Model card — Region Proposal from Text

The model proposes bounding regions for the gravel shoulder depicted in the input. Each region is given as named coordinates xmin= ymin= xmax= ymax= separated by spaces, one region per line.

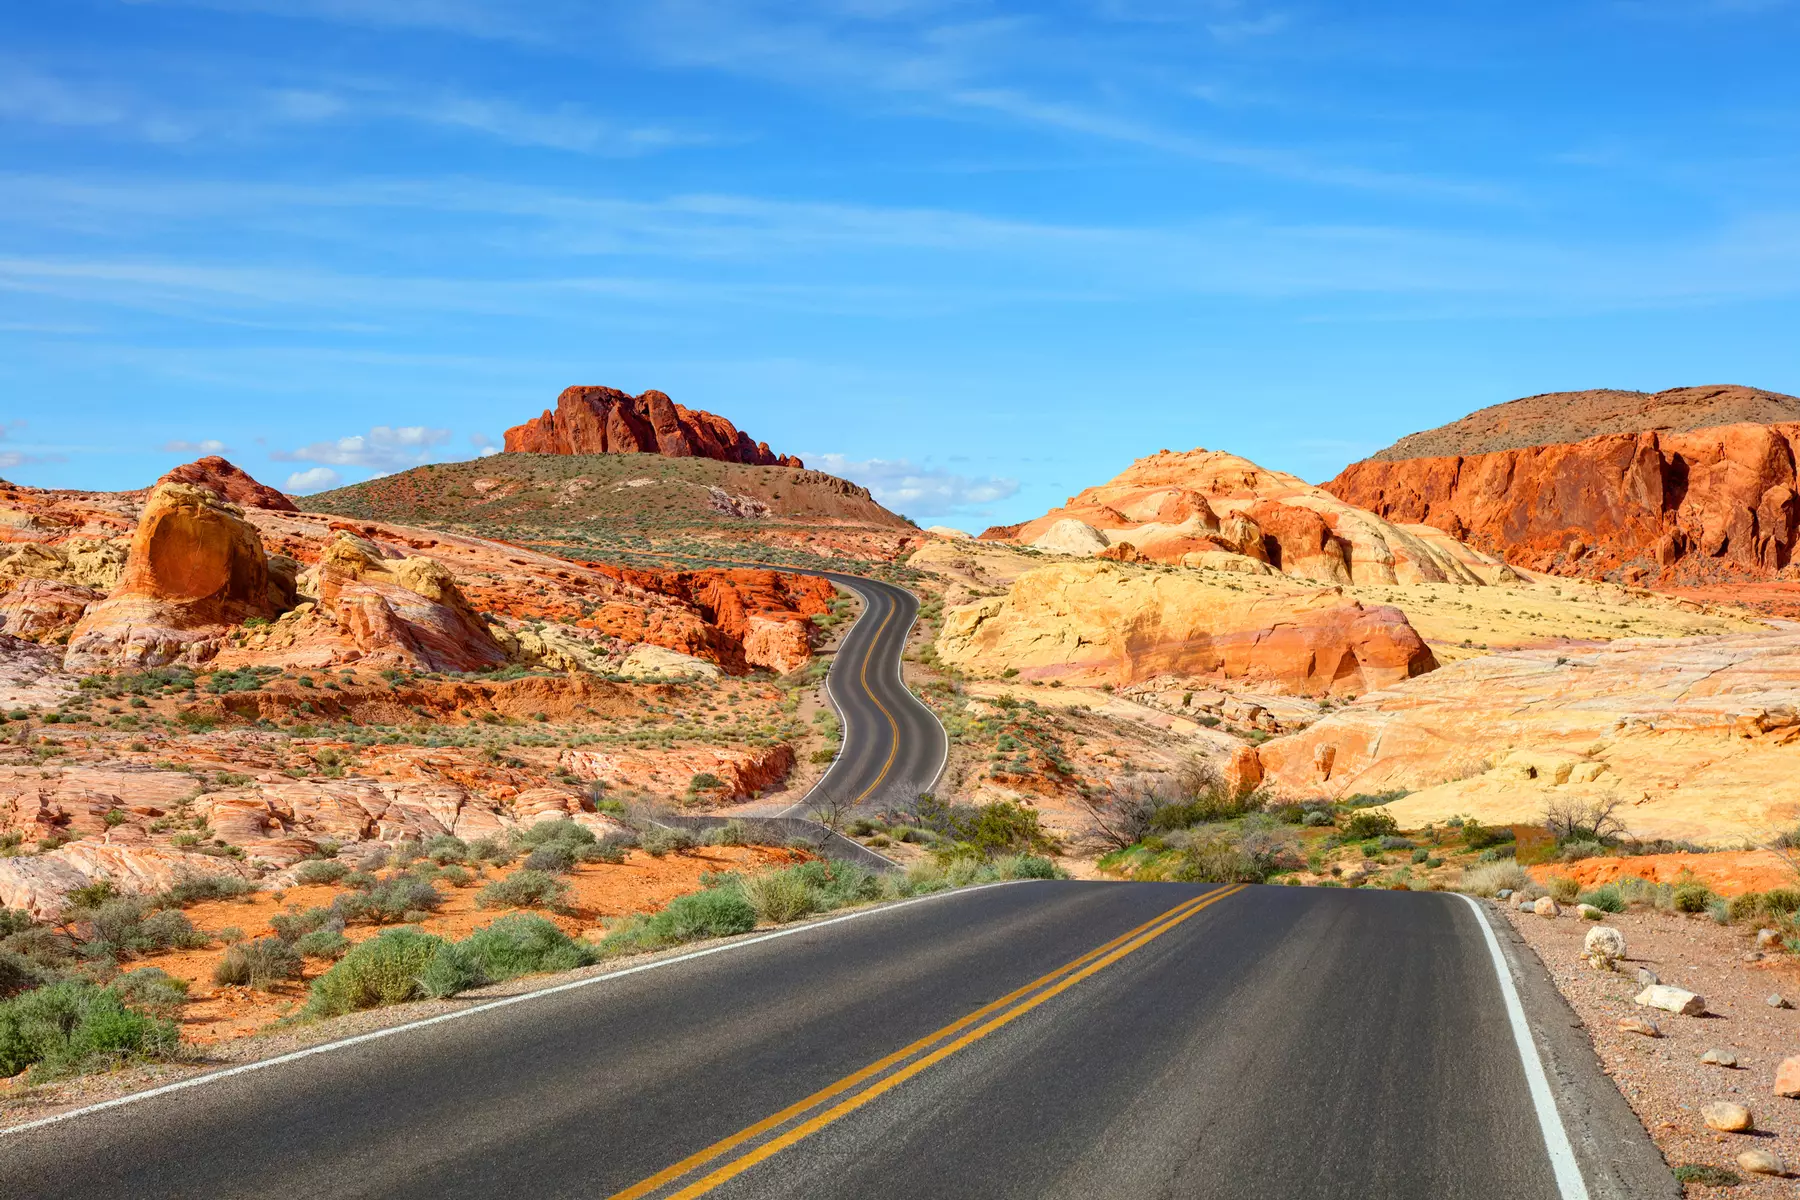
xmin=1506 ymin=902 xmax=1800 ymax=1196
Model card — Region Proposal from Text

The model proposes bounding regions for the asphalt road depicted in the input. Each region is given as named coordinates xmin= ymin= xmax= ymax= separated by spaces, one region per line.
xmin=780 ymin=571 xmax=945 ymax=816
xmin=1 ymin=882 xmax=1617 ymax=1199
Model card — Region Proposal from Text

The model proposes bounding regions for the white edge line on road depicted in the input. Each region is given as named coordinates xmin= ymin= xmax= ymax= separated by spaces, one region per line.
xmin=1458 ymin=893 xmax=1591 ymax=1200
xmin=1 ymin=881 xmax=1024 ymax=1140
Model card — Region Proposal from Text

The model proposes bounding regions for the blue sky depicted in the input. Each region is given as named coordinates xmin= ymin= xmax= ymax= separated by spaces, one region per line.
xmin=3 ymin=1 xmax=1798 ymax=530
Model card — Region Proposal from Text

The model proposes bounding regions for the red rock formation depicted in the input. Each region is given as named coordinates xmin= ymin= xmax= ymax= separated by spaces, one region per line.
xmin=1325 ymin=421 xmax=1800 ymax=582
xmin=310 ymin=533 xmax=508 ymax=674
xmin=0 ymin=578 xmax=100 ymax=641
xmin=159 ymin=457 xmax=297 ymax=512
xmin=504 ymin=386 xmax=802 ymax=468
xmin=65 ymin=483 xmax=280 ymax=669
xmin=589 ymin=565 xmax=834 ymax=674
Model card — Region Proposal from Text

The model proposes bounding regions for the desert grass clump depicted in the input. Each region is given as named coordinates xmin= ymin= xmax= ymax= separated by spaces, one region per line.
xmin=1673 ymin=882 xmax=1714 ymax=913
xmin=1548 ymin=875 xmax=1581 ymax=905
xmin=739 ymin=870 xmax=820 ymax=924
xmin=455 ymin=914 xmax=596 ymax=982
xmin=1457 ymin=861 xmax=1533 ymax=897
xmin=294 ymin=929 xmax=351 ymax=960
xmin=600 ymin=887 xmax=756 ymax=956
xmin=295 ymin=860 xmax=349 ymax=886
xmin=304 ymin=928 xmax=450 ymax=1017
xmin=476 ymin=869 xmax=570 ymax=911
xmin=213 ymin=937 xmax=303 ymax=989
xmin=1576 ymin=885 xmax=1625 ymax=913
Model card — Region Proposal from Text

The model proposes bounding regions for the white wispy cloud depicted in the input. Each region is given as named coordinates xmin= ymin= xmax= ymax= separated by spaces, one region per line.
xmin=162 ymin=438 xmax=231 ymax=455
xmin=809 ymin=453 xmax=1019 ymax=517
xmin=272 ymin=424 xmax=453 ymax=469
xmin=283 ymin=466 xmax=343 ymax=493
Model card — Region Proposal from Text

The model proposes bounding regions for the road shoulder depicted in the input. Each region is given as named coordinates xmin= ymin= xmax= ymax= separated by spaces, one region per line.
xmin=1480 ymin=899 xmax=1682 ymax=1199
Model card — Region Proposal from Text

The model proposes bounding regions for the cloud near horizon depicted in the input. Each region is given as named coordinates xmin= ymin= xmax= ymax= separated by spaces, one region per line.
xmin=272 ymin=424 xmax=453 ymax=471
xmin=283 ymin=466 xmax=342 ymax=493
xmin=162 ymin=438 xmax=230 ymax=455
xmin=809 ymin=453 xmax=1019 ymax=519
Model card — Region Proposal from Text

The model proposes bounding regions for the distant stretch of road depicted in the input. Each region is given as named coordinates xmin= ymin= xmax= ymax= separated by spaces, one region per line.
xmin=0 ymin=882 xmax=1646 ymax=1198
xmin=781 ymin=571 xmax=945 ymax=816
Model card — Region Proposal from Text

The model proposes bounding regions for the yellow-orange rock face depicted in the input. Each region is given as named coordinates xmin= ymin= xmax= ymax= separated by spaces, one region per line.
xmin=1254 ymin=625 xmax=1800 ymax=843
xmin=990 ymin=448 xmax=1517 ymax=586
xmin=935 ymin=560 xmax=1437 ymax=696
xmin=305 ymin=532 xmax=508 ymax=673
xmin=65 ymin=483 xmax=278 ymax=669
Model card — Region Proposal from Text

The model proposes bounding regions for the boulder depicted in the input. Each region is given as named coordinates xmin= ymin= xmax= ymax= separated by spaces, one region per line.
xmin=618 ymin=644 xmax=723 ymax=681
xmin=1636 ymin=984 xmax=1707 ymax=1016
xmin=1757 ymin=927 xmax=1783 ymax=949
xmin=1617 ymin=1016 xmax=1660 ymax=1037
xmin=1701 ymin=1048 xmax=1739 ymax=1068
xmin=1736 ymin=1149 xmax=1788 ymax=1177
xmin=1583 ymin=925 xmax=1626 ymax=967
xmin=1028 ymin=519 xmax=1111 ymax=557
xmin=1702 ymin=1101 xmax=1754 ymax=1133
xmin=1576 ymin=902 xmax=1604 ymax=921
xmin=1773 ymin=1054 xmax=1800 ymax=1097
xmin=65 ymin=483 xmax=279 ymax=669
xmin=1532 ymin=896 xmax=1560 ymax=917
xmin=310 ymin=533 xmax=507 ymax=674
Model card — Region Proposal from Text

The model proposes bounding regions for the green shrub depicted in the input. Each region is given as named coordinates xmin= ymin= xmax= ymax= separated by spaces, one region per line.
xmin=602 ymin=886 xmax=757 ymax=955
xmin=295 ymin=860 xmax=348 ymax=886
xmin=1341 ymin=810 xmax=1399 ymax=841
xmin=513 ymin=819 xmax=596 ymax=851
xmin=740 ymin=870 xmax=820 ymax=924
xmin=112 ymin=967 xmax=188 ymax=1018
xmin=639 ymin=826 xmax=680 ymax=857
xmin=0 ymin=980 xmax=178 ymax=1078
xmin=436 ymin=865 xmax=473 ymax=888
xmin=455 ymin=914 xmax=596 ymax=982
xmin=424 ymin=835 xmax=470 ymax=865
xmin=294 ymin=929 xmax=351 ymax=961
xmin=269 ymin=908 xmax=332 ymax=942
xmin=0 ymin=949 xmax=55 ymax=999
xmin=994 ymin=854 xmax=1060 ymax=880
xmin=213 ymin=938 xmax=303 ymax=989
xmin=1672 ymin=1164 xmax=1739 ymax=1186
xmin=1763 ymin=888 xmax=1800 ymax=915
xmin=335 ymin=876 xmax=443 ymax=925
xmin=1577 ymin=885 xmax=1625 ymax=913
xmin=1170 ymin=839 xmax=1273 ymax=884
xmin=477 ymin=870 xmax=570 ymax=911
xmin=1673 ymin=883 xmax=1713 ymax=914
xmin=522 ymin=844 xmax=577 ymax=874
xmin=717 ymin=819 xmax=749 ymax=847
xmin=305 ymin=928 xmax=451 ymax=1017
xmin=467 ymin=837 xmax=515 ymax=865
xmin=1548 ymin=876 xmax=1581 ymax=905
xmin=1729 ymin=892 xmax=1763 ymax=922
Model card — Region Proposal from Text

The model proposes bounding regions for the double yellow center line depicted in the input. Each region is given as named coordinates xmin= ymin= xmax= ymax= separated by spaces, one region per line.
xmin=606 ymin=884 xmax=1246 ymax=1200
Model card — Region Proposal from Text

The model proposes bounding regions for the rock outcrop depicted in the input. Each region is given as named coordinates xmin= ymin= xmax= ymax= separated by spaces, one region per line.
xmin=935 ymin=560 xmax=1437 ymax=695
xmin=302 ymin=532 xmax=508 ymax=674
xmin=504 ymin=386 xmax=802 ymax=468
xmin=1254 ymin=624 xmax=1800 ymax=843
xmin=1324 ymin=386 xmax=1800 ymax=583
xmin=590 ymin=565 xmax=833 ymax=674
xmin=0 ymin=578 xmax=101 ymax=641
xmin=986 ymin=449 xmax=1516 ymax=586
xmin=158 ymin=456 xmax=297 ymax=512
xmin=64 ymin=483 xmax=281 ymax=669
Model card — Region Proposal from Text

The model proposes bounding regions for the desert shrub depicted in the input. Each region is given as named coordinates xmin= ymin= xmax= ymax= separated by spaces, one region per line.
xmin=269 ymin=908 xmax=334 ymax=942
xmin=1762 ymin=888 xmax=1800 ymax=916
xmin=69 ymin=900 xmax=206 ymax=961
xmin=213 ymin=937 xmax=304 ymax=989
xmin=580 ymin=839 xmax=627 ymax=865
xmin=1548 ymin=876 xmax=1581 ymax=905
xmin=522 ymin=844 xmax=577 ymax=874
xmin=716 ymin=819 xmax=749 ymax=847
xmin=436 ymin=864 xmax=473 ymax=888
xmin=1411 ymin=848 xmax=1430 ymax=864
xmin=467 ymin=837 xmax=515 ymax=866
xmin=1557 ymin=839 xmax=1605 ymax=862
xmin=295 ymin=860 xmax=349 ymax=886
xmin=1673 ymin=883 xmax=1713 ymax=914
xmin=638 ymin=826 xmax=681 ymax=857
xmin=740 ymin=870 xmax=820 ymax=924
xmin=993 ymin=854 xmax=1060 ymax=880
xmin=305 ymin=928 xmax=450 ymax=1017
xmin=1377 ymin=836 xmax=1416 ymax=852
xmin=345 ymin=876 xmax=444 ymax=925
xmin=1458 ymin=861 xmax=1532 ymax=897
xmin=0 ymin=949 xmax=55 ymax=998
xmin=1460 ymin=820 xmax=1515 ymax=851
xmin=156 ymin=875 xmax=254 ymax=906
xmin=1301 ymin=810 xmax=1331 ymax=828
xmin=1341 ymin=810 xmax=1399 ymax=841
xmin=1171 ymin=838 xmax=1273 ymax=884
xmin=424 ymin=835 xmax=470 ymax=865
xmin=294 ymin=929 xmax=351 ymax=960
xmin=111 ymin=967 xmax=188 ymax=1018
xmin=603 ymin=887 xmax=757 ymax=956
xmin=477 ymin=870 xmax=570 ymax=911
xmin=456 ymin=914 xmax=596 ymax=982
xmin=0 ymin=980 xmax=178 ymax=1078
xmin=1577 ymin=885 xmax=1625 ymax=913
xmin=1672 ymin=1164 xmax=1740 ymax=1187
xmin=513 ymin=819 xmax=596 ymax=851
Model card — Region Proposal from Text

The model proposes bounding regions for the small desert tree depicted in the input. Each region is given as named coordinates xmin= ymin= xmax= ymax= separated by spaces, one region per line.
xmin=1542 ymin=794 xmax=1626 ymax=844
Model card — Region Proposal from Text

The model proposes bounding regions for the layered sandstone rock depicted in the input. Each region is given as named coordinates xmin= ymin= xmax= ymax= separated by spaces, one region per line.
xmin=934 ymin=560 xmax=1437 ymax=695
xmin=590 ymin=565 xmax=833 ymax=674
xmin=0 ymin=578 xmax=101 ymax=641
xmin=504 ymin=386 xmax=802 ymax=468
xmin=1254 ymin=625 xmax=1800 ymax=843
xmin=301 ymin=532 xmax=508 ymax=673
xmin=0 ymin=842 xmax=259 ymax=920
xmin=65 ymin=483 xmax=280 ymax=669
xmin=1325 ymin=387 xmax=1800 ymax=583
xmin=988 ymin=449 xmax=1512 ymax=586
xmin=158 ymin=456 xmax=297 ymax=512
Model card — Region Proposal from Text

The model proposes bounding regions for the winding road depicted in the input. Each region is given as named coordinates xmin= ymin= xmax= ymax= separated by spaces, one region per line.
xmin=781 ymin=572 xmax=945 ymax=817
xmin=0 ymin=567 xmax=1677 ymax=1199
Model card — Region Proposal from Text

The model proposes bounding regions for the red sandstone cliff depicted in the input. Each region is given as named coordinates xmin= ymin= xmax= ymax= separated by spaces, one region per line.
xmin=1325 ymin=394 xmax=1800 ymax=582
xmin=504 ymin=386 xmax=802 ymax=468
xmin=159 ymin=456 xmax=298 ymax=512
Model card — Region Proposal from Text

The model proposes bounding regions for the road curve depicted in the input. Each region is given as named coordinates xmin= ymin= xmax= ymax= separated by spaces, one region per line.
xmin=782 ymin=571 xmax=945 ymax=816
xmin=0 ymin=883 xmax=1621 ymax=1199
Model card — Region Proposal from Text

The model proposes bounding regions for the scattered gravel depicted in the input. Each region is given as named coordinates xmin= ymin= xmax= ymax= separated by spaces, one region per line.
xmin=1508 ymin=904 xmax=1800 ymax=1196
